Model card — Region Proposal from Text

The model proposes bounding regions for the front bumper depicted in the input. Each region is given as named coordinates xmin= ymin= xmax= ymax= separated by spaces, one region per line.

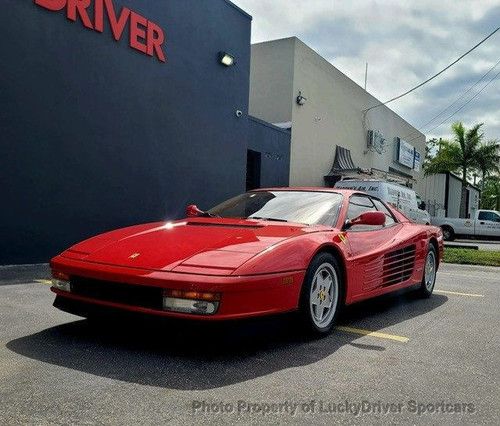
xmin=50 ymin=256 xmax=305 ymax=320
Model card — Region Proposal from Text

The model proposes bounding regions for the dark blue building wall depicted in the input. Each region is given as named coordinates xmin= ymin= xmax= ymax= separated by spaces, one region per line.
xmin=0 ymin=0 xmax=290 ymax=264
xmin=248 ymin=117 xmax=290 ymax=188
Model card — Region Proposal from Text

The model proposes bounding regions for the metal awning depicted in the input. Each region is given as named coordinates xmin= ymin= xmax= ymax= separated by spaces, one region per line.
xmin=324 ymin=146 xmax=361 ymax=185
xmin=331 ymin=146 xmax=358 ymax=171
xmin=324 ymin=145 xmax=417 ymax=187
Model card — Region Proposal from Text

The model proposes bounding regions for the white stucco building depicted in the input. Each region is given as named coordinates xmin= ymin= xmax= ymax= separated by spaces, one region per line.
xmin=249 ymin=37 xmax=426 ymax=190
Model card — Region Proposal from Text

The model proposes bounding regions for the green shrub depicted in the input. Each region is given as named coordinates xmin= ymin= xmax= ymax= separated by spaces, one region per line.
xmin=444 ymin=248 xmax=500 ymax=267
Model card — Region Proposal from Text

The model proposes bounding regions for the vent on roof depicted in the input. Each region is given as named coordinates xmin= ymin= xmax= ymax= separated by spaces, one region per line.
xmin=382 ymin=245 xmax=416 ymax=286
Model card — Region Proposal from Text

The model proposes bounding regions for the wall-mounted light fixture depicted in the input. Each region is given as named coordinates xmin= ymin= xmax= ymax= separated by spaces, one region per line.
xmin=219 ymin=51 xmax=235 ymax=66
xmin=296 ymin=91 xmax=307 ymax=105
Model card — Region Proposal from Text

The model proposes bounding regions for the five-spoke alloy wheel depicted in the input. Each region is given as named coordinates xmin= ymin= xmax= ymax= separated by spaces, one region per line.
xmin=309 ymin=262 xmax=339 ymax=329
xmin=300 ymin=253 xmax=343 ymax=334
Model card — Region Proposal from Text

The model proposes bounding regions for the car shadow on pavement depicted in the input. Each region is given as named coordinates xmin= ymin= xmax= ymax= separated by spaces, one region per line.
xmin=6 ymin=291 xmax=447 ymax=390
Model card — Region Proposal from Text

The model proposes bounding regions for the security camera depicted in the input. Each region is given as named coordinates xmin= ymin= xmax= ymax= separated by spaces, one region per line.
xmin=296 ymin=90 xmax=307 ymax=105
xmin=235 ymin=110 xmax=243 ymax=118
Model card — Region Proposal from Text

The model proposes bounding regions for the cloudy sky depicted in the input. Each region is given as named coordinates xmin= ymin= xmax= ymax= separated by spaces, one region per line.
xmin=233 ymin=0 xmax=500 ymax=142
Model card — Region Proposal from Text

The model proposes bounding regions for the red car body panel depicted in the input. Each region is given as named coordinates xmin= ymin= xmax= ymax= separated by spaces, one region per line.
xmin=50 ymin=188 xmax=444 ymax=320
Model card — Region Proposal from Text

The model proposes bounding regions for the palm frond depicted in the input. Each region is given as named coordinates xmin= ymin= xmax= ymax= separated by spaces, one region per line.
xmin=475 ymin=140 xmax=500 ymax=176
xmin=424 ymin=141 xmax=462 ymax=175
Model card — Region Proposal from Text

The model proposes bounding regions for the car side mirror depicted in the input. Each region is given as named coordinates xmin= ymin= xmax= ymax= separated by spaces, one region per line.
xmin=345 ymin=211 xmax=386 ymax=229
xmin=186 ymin=204 xmax=204 ymax=217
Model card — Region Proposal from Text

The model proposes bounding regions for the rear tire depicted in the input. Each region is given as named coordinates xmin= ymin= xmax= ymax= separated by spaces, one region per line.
xmin=299 ymin=253 xmax=343 ymax=335
xmin=441 ymin=226 xmax=455 ymax=241
xmin=417 ymin=244 xmax=437 ymax=298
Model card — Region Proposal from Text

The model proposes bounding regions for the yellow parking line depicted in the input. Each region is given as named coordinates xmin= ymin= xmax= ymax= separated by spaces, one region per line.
xmin=434 ymin=289 xmax=484 ymax=297
xmin=336 ymin=326 xmax=409 ymax=343
xmin=35 ymin=279 xmax=52 ymax=285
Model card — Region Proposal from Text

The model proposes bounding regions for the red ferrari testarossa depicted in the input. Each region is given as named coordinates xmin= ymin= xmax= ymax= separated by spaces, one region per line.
xmin=50 ymin=188 xmax=443 ymax=333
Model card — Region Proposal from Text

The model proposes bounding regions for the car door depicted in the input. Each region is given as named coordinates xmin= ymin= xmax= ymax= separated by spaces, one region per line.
xmin=476 ymin=211 xmax=500 ymax=238
xmin=344 ymin=195 xmax=403 ymax=292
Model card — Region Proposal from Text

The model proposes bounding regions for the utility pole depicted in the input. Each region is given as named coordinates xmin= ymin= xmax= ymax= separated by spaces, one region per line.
xmin=364 ymin=62 xmax=368 ymax=90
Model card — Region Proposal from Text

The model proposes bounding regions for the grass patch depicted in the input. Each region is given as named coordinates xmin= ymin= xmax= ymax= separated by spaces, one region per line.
xmin=444 ymin=247 xmax=500 ymax=267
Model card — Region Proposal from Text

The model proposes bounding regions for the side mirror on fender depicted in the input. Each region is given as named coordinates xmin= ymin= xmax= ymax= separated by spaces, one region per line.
xmin=345 ymin=211 xmax=386 ymax=229
xmin=186 ymin=204 xmax=204 ymax=217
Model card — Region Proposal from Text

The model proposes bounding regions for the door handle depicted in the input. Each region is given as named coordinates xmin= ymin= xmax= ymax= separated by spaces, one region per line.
xmin=480 ymin=221 xmax=485 ymax=225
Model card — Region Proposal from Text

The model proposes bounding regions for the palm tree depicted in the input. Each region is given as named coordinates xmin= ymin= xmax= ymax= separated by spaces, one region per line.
xmin=425 ymin=122 xmax=484 ymax=217
xmin=481 ymin=175 xmax=500 ymax=211
xmin=475 ymin=140 xmax=500 ymax=196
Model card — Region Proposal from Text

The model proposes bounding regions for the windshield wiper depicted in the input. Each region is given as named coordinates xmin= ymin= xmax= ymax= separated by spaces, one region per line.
xmin=248 ymin=216 xmax=289 ymax=222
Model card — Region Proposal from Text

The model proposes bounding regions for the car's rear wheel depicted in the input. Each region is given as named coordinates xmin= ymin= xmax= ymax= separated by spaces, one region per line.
xmin=299 ymin=253 xmax=343 ymax=334
xmin=418 ymin=244 xmax=437 ymax=298
xmin=441 ymin=225 xmax=455 ymax=241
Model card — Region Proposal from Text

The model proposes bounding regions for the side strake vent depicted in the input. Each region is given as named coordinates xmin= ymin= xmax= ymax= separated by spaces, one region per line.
xmin=382 ymin=245 xmax=416 ymax=286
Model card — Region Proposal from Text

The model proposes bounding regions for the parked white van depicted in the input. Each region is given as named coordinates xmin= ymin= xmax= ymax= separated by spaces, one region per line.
xmin=334 ymin=179 xmax=431 ymax=224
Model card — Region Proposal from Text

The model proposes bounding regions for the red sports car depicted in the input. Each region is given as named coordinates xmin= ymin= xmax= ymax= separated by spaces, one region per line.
xmin=50 ymin=188 xmax=443 ymax=333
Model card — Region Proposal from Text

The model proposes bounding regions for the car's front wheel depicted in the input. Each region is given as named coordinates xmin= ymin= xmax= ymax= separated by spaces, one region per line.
xmin=299 ymin=253 xmax=343 ymax=334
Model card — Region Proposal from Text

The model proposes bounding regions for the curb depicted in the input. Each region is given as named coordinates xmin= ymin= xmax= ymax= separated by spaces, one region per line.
xmin=445 ymin=243 xmax=479 ymax=250
xmin=0 ymin=263 xmax=50 ymax=285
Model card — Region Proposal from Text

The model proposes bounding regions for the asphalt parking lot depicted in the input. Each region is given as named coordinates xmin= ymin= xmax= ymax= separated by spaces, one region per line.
xmin=0 ymin=263 xmax=498 ymax=425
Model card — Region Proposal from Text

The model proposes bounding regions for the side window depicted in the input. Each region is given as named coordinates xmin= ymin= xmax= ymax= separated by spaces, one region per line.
xmin=346 ymin=196 xmax=380 ymax=231
xmin=372 ymin=198 xmax=396 ymax=226
xmin=478 ymin=211 xmax=500 ymax=222
xmin=347 ymin=196 xmax=376 ymax=220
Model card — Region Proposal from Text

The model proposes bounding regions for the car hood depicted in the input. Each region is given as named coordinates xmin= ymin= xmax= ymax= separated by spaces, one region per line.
xmin=62 ymin=218 xmax=315 ymax=275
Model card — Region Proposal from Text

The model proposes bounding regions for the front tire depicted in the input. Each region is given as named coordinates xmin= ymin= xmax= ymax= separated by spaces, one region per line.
xmin=418 ymin=244 xmax=437 ymax=298
xmin=441 ymin=225 xmax=455 ymax=241
xmin=299 ymin=253 xmax=343 ymax=334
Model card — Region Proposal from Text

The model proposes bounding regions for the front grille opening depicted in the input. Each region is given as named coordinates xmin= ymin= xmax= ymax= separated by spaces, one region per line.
xmin=70 ymin=276 xmax=163 ymax=310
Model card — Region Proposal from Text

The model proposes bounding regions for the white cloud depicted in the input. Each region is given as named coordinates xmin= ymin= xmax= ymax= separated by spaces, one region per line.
xmin=234 ymin=0 xmax=500 ymax=140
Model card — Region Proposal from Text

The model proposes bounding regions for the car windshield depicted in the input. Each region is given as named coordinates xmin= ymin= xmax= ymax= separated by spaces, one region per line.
xmin=207 ymin=191 xmax=343 ymax=226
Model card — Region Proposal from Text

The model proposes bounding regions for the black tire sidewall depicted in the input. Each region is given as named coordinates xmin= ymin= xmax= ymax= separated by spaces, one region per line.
xmin=442 ymin=226 xmax=454 ymax=241
xmin=299 ymin=253 xmax=344 ymax=334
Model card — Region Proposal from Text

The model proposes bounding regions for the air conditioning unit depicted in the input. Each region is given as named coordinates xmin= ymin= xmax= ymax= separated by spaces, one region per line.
xmin=367 ymin=130 xmax=385 ymax=154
